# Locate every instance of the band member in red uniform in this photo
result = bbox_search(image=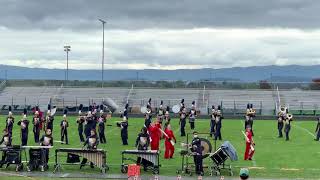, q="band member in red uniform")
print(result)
[148,120,161,150]
[244,126,255,160]
[164,123,176,159]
